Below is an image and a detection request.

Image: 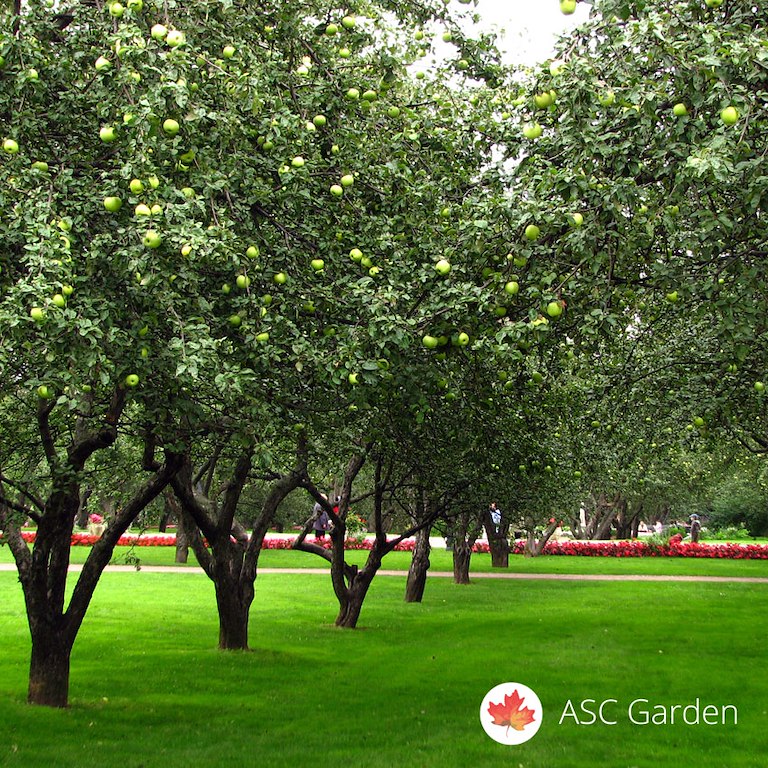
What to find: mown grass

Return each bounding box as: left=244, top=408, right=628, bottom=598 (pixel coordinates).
left=0, top=569, right=766, bottom=768
left=2, top=541, right=767, bottom=578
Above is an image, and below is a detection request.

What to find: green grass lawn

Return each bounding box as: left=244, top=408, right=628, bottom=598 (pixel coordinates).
left=0, top=568, right=766, bottom=767
left=3, top=541, right=766, bottom=578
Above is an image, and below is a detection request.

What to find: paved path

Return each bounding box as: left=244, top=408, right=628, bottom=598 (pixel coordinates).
left=2, top=563, right=766, bottom=583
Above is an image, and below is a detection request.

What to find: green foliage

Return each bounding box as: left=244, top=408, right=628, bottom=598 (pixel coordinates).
left=709, top=476, right=768, bottom=537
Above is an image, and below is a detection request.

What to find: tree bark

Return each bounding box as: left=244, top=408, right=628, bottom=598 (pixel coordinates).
left=483, top=509, right=510, bottom=568
left=212, top=552, right=252, bottom=649
left=27, top=629, right=71, bottom=708
left=405, top=527, right=431, bottom=603
left=335, top=562, right=379, bottom=628
left=453, top=541, right=472, bottom=584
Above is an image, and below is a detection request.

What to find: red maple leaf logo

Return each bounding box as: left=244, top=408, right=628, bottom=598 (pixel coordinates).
left=487, top=689, right=537, bottom=734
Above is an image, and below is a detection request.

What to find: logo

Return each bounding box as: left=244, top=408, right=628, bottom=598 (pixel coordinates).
left=480, top=682, right=543, bottom=745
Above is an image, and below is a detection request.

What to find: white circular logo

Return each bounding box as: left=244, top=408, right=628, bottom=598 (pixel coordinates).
left=480, top=682, right=543, bottom=745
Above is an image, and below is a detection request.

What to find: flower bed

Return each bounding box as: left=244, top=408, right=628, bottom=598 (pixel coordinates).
left=12, top=531, right=768, bottom=559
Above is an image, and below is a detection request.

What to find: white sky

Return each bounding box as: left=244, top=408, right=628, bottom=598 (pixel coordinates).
left=452, top=0, right=592, bottom=65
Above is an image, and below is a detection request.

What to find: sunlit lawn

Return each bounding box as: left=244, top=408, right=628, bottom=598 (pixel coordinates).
left=0, top=566, right=766, bottom=768
left=2, top=539, right=767, bottom=578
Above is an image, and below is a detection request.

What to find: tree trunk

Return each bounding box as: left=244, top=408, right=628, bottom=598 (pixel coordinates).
left=482, top=510, right=509, bottom=567
left=335, top=567, right=377, bottom=629
left=453, top=542, right=472, bottom=584
left=27, top=630, right=72, bottom=707
left=405, top=527, right=431, bottom=603
left=215, top=582, right=252, bottom=650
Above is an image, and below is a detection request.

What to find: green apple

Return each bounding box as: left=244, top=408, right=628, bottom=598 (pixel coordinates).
left=348, top=372, right=359, bottom=385
left=546, top=300, right=563, bottom=318
left=165, top=30, right=185, bottom=47
left=504, top=281, right=519, bottom=296
left=720, top=105, right=739, bottom=125
left=150, top=23, right=167, bottom=40
left=310, top=258, right=325, bottom=271
left=326, top=23, right=339, bottom=35
left=222, top=45, right=235, bottom=58
left=61, top=284, right=74, bottom=296
left=341, top=15, right=356, bottom=29
left=255, top=331, right=269, bottom=343
left=127, top=0, right=143, bottom=10
left=387, top=106, right=401, bottom=118
left=181, top=187, right=195, bottom=199
left=422, top=334, right=439, bottom=349
left=456, top=332, right=470, bottom=346
left=273, top=272, right=287, bottom=284
left=228, top=314, right=241, bottom=327
left=236, top=274, right=250, bottom=289
left=148, top=175, right=160, bottom=189
left=362, top=90, right=377, bottom=102
left=142, top=229, right=162, bottom=248
left=340, top=173, right=354, bottom=187
left=338, top=47, right=351, bottom=59
left=313, top=114, right=327, bottom=127
left=95, top=56, right=111, bottom=71
left=103, top=196, right=122, bottom=212
left=246, top=245, right=259, bottom=259
left=26, top=68, right=39, bottom=81
left=705, top=0, right=723, bottom=6
left=31, top=161, right=49, bottom=172
left=456, top=59, right=469, bottom=71
left=349, top=248, right=363, bottom=262
left=434, top=259, right=451, bottom=276
left=109, top=2, right=124, bottom=17
left=569, top=212, right=584, bottom=227
left=52, top=293, right=66, bottom=308
left=221, top=283, right=231, bottom=294
left=134, top=204, right=151, bottom=216
left=672, top=102, right=688, bottom=117
left=181, top=244, right=192, bottom=257
left=291, top=155, right=305, bottom=168
left=522, top=122, right=543, bottom=139
left=560, top=0, right=576, bottom=14
left=330, top=184, right=344, bottom=197
left=346, top=87, right=360, bottom=100
left=693, top=416, right=706, bottom=428
left=37, top=385, right=52, bottom=399
left=755, top=381, right=765, bottom=393
left=599, top=90, right=615, bottom=107
left=124, top=373, right=140, bottom=387
left=162, top=118, right=180, bottom=136
left=30, top=307, right=45, bottom=322
left=665, top=291, right=679, bottom=303
left=2, top=138, right=19, bottom=154
left=442, top=31, right=452, bottom=42
left=524, top=224, right=540, bottom=241
left=99, top=126, right=117, bottom=143
left=129, top=178, right=144, bottom=194
left=534, top=91, right=553, bottom=108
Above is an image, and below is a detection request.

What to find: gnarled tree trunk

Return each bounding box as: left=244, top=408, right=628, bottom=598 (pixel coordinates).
left=405, top=526, right=431, bottom=603
left=452, top=541, right=473, bottom=584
